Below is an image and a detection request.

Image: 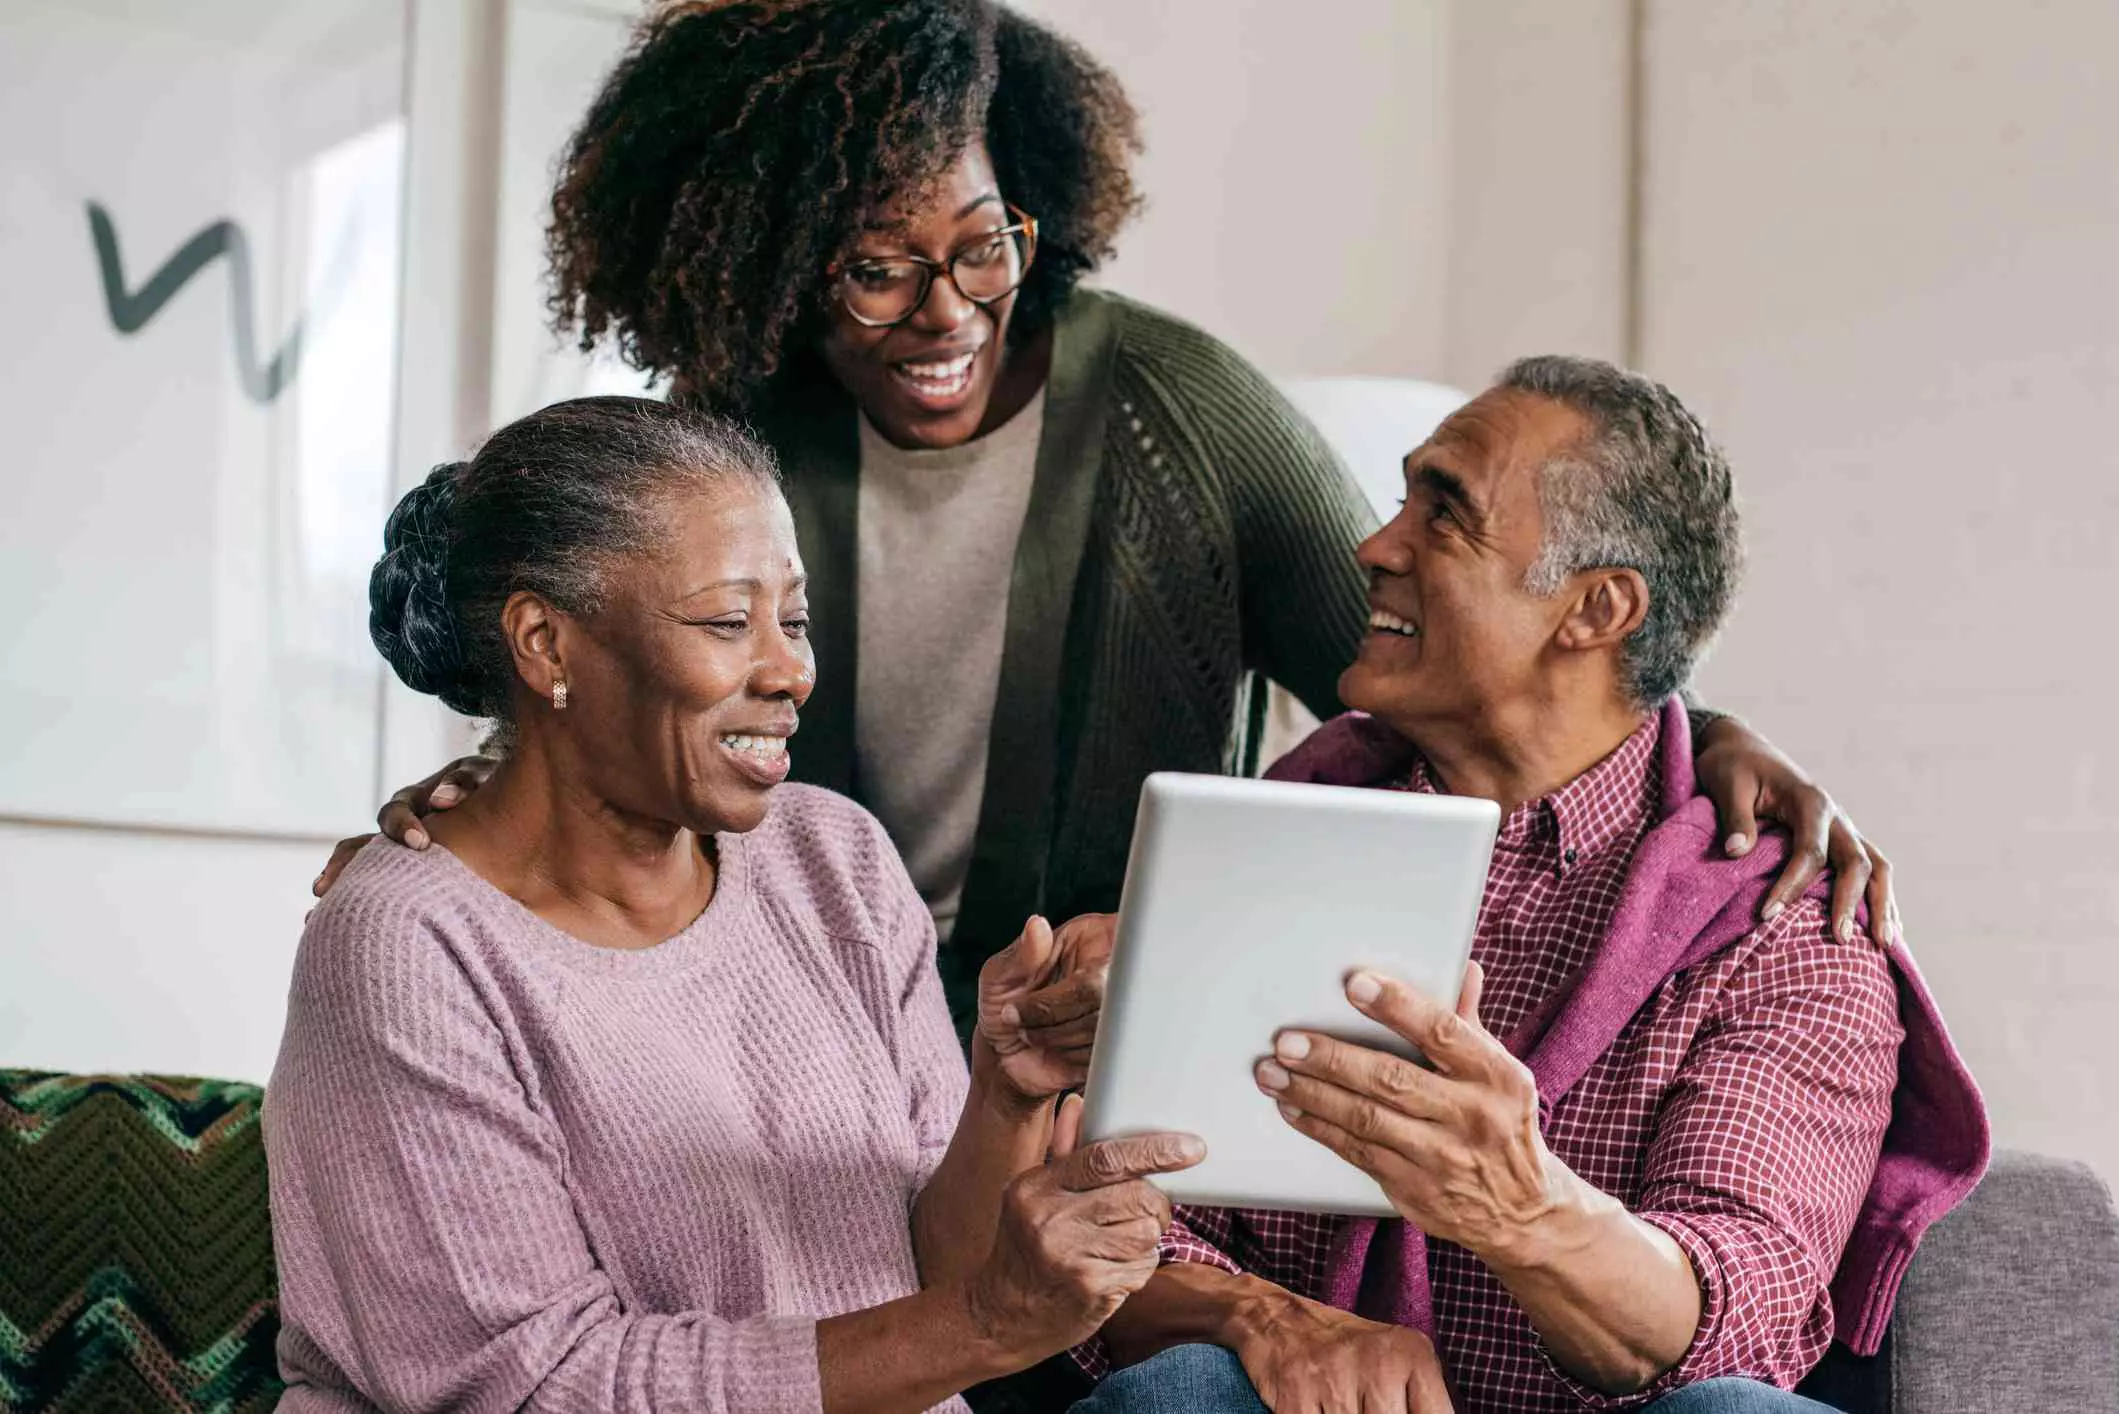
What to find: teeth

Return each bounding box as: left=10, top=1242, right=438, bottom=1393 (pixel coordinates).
left=1368, top=609, right=1419, bottom=637
left=895, top=351, right=977, bottom=396
left=720, top=734, right=789, bottom=757
left=900, top=352, right=975, bottom=378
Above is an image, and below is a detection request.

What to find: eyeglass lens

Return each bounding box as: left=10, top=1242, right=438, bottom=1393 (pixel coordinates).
left=838, top=227, right=1030, bottom=325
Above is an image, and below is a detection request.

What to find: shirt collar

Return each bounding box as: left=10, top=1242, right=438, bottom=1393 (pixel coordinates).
left=1406, top=712, right=1664, bottom=873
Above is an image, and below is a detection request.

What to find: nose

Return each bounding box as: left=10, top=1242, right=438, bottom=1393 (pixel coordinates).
left=908, top=265, right=979, bottom=334
left=752, top=626, right=816, bottom=706
left=1354, top=508, right=1416, bottom=578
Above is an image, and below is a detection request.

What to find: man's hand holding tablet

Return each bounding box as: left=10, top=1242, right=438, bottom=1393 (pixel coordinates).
left=1256, top=960, right=1566, bottom=1255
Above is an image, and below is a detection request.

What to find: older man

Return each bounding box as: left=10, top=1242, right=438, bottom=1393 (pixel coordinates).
left=1067, top=357, right=1986, bottom=1414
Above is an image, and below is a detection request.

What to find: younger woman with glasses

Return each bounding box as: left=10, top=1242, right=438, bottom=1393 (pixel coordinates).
left=320, top=2, right=1893, bottom=1087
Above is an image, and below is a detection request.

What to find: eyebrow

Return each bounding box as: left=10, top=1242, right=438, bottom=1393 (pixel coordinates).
left=674, top=573, right=809, bottom=601
left=862, top=190, right=1004, bottom=236
left=1406, top=460, right=1482, bottom=521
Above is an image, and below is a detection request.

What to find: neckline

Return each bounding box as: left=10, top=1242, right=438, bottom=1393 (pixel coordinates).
left=856, top=387, right=1048, bottom=473
left=411, top=828, right=754, bottom=979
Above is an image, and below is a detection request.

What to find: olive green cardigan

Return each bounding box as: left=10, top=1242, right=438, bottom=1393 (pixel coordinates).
left=757, top=289, right=1376, bottom=1017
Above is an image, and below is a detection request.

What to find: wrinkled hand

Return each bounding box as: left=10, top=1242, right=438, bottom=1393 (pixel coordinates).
left=976, top=913, right=1116, bottom=1103
left=1260, top=963, right=1566, bottom=1261
left=962, top=1096, right=1201, bottom=1364
left=1231, top=1288, right=1454, bottom=1414
left=312, top=755, right=498, bottom=896
left=1693, top=716, right=1897, bottom=944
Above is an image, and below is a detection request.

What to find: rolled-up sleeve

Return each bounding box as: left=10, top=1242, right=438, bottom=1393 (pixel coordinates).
left=1549, top=900, right=1904, bottom=1405
left=1069, top=1204, right=1253, bottom=1382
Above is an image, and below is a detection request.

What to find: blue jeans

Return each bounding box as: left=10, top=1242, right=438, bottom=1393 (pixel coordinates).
left=1067, top=1345, right=1267, bottom=1414
left=1645, top=1378, right=1842, bottom=1412
left=1067, top=1345, right=1841, bottom=1414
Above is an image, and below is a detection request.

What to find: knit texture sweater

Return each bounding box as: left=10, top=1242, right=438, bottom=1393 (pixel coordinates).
left=263, top=785, right=971, bottom=1414
left=758, top=290, right=1376, bottom=1021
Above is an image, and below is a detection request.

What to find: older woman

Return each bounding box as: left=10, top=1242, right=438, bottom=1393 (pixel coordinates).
left=266, top=397, right=1200, bottom=1413
left=319, top=0, right=1896, bottom=1035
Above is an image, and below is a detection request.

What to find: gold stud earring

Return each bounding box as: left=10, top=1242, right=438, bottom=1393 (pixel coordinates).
left=552, top=679, right=568, bottom=710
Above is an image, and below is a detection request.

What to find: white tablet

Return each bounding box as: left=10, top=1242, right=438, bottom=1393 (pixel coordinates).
left=1080, top=771, right=1500, bottom=1216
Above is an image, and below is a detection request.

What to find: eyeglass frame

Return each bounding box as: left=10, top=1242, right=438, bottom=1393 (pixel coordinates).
left=824, top=204, right=1040, bottom=329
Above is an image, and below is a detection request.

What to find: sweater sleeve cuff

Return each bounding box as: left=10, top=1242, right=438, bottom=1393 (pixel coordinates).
left=706, top=1314, right=823, bottom=1414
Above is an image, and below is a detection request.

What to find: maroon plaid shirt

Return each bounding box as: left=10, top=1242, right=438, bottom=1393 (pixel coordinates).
left=1080, top=714, right=1903, bottom=1410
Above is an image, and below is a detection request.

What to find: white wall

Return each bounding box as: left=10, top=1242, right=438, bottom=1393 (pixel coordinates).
left=0, top=823, right=322, bottom=1081
left=1439, top=0, right=1633, bottom=384
left=1014, top=0, right=1449, bottom=381
left=1636, top=1, right=2119, bottom=1181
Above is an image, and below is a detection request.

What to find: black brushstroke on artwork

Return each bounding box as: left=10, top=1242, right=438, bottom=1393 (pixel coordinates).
left=86, top=201, right=304, bottom=403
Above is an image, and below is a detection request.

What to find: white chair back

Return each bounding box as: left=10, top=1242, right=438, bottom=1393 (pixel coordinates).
left=1277, top=376, right=1471, bottom=521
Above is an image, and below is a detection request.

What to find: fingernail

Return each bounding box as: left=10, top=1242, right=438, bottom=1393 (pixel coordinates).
left=1256, top=1059, right=1290, bottom=1091
left=1761, top=900, right=1783, bottom=921
left=1275, top=1032, right=1311, bottom=1062
left=311, top=875, right=325, bottom=896
left=406, top=829, right=428, bottom=849
left=1346, top=972, right=1382, bottom=1005
left=1838, top=918, right=1857, bottom=944
left=1725, top=833, right=1750, bottom=856
left=1177, top=1135, right=1206, bottom=1161
left=1000, top=1003, right=1022, bottom=1030
left=1277, top=1102, right=1303, bottom=1122
left=430, top=784, right=461, bottom=806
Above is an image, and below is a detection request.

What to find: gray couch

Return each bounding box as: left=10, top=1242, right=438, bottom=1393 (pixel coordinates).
left=1796, top=1150, right=2119, bottom=1413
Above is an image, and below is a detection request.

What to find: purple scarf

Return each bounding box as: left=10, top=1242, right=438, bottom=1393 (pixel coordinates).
left=1266, top=697, right=1990, bottom=1355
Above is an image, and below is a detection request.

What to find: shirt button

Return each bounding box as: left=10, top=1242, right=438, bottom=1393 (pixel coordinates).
left=1564, top=848, right=1578, bottom=865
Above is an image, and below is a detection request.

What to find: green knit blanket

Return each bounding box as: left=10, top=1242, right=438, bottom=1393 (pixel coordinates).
left=0, top=1071, right=281, bottom=1413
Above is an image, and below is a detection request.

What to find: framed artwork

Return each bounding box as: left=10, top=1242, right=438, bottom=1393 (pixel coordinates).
left=0, top=1, right=409, bottom=836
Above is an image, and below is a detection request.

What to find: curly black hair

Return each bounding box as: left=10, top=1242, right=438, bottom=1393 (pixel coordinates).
left=547, top=0, right=1142, bottom=415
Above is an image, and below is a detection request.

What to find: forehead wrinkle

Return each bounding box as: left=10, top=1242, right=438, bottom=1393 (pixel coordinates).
left=1438, top=391, right=1584, bottom=538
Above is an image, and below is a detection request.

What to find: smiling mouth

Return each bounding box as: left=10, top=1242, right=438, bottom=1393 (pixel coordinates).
left=890, top=349, right=978, bottom=403
left=719, top=732, right=790, bottom=763
left=1368, top=608, right=1420, bottom=638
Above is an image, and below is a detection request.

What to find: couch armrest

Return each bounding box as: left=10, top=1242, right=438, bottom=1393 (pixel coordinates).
left=1888, top=1149, right=2119, bottom=1413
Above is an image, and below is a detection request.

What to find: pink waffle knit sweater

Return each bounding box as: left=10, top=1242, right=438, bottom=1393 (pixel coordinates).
left=264, top=784, right=972, bottom=1413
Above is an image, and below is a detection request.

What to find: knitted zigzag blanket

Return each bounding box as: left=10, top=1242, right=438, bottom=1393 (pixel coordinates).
left=0, top=1070, right=281, bottom=1414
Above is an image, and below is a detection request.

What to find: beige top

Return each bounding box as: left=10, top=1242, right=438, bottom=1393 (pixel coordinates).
left=855, top=391, right=1046, bottom=944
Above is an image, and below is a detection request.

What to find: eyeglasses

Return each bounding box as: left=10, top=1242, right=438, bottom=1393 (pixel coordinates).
left=827, top=206, right=1039, bottom=329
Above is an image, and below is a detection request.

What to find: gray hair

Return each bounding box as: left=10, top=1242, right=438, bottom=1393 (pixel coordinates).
left=1502, top=355, right=1743, bottom=707
left=369, top=396, right=782, bottom=722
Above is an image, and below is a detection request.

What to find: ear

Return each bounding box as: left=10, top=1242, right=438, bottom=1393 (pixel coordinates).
left=499, top=589, right=569, bottom=707
left=1553, top=567, right=1649, bottom=654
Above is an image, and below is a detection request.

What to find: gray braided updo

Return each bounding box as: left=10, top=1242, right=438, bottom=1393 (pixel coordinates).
left=367, top=396, right=780, bottom=720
